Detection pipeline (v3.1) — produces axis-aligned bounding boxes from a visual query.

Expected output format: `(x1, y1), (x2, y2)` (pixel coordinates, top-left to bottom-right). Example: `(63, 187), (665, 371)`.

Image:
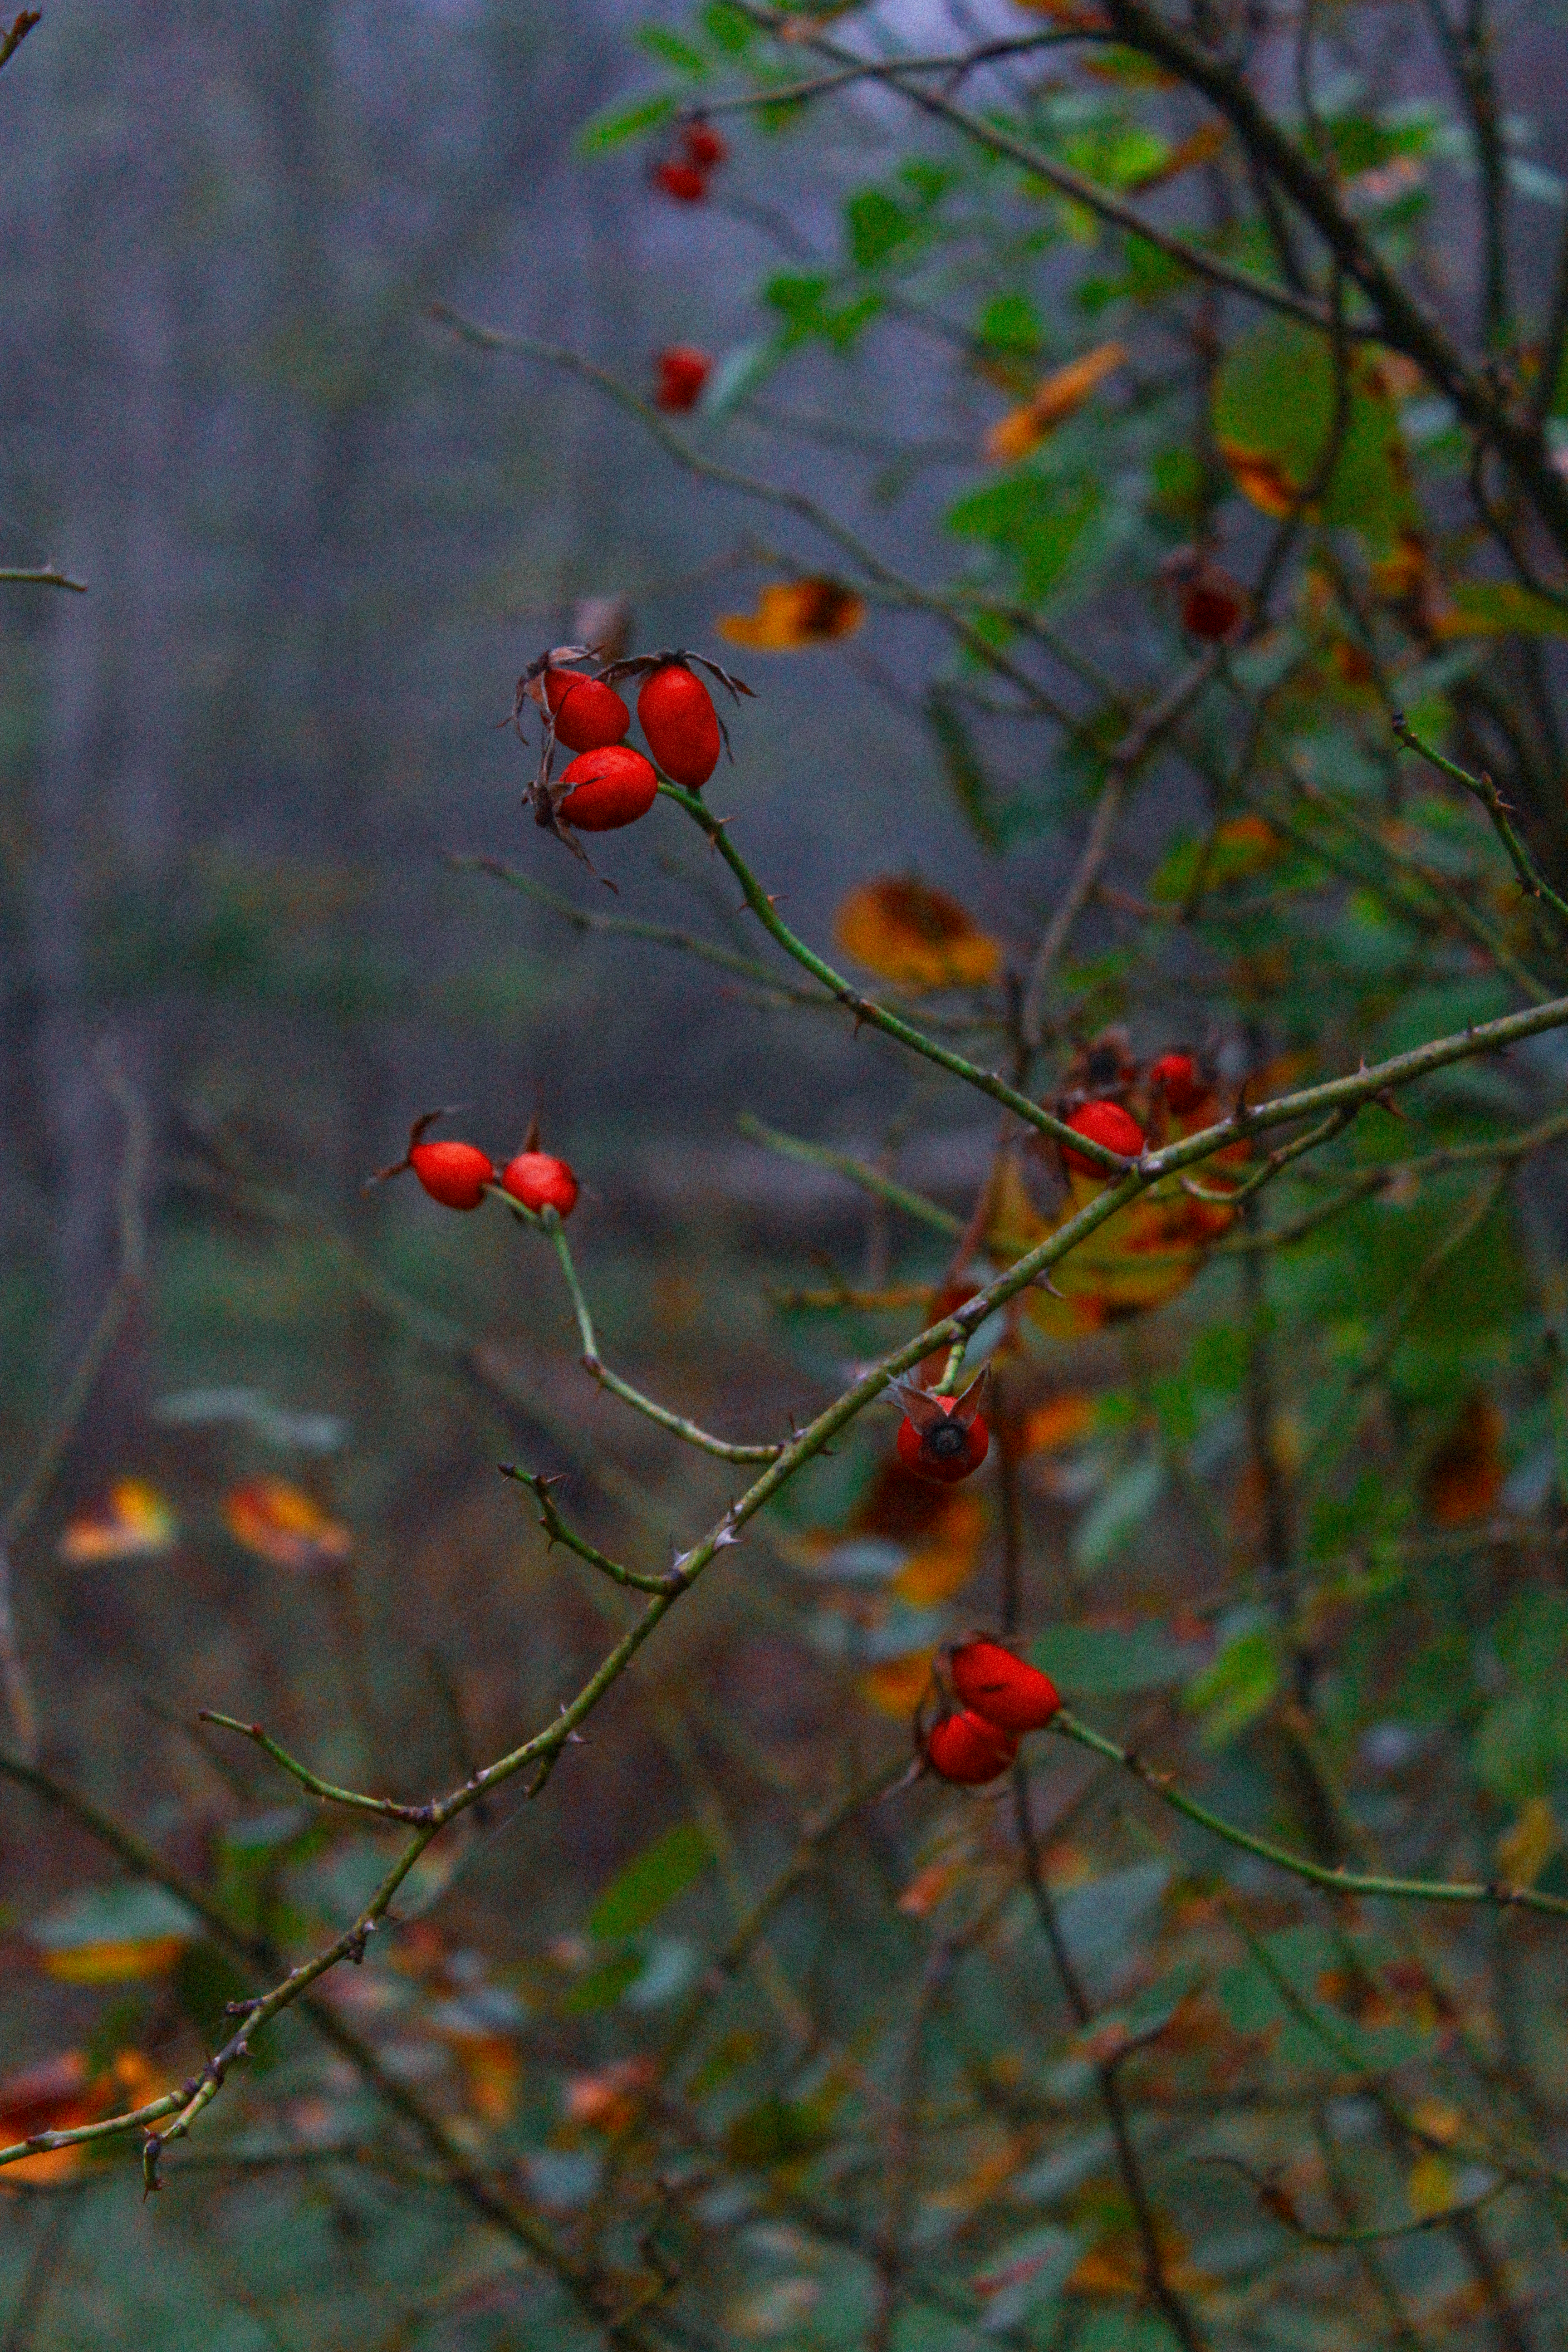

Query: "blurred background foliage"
(5, 0), (1568, 2344)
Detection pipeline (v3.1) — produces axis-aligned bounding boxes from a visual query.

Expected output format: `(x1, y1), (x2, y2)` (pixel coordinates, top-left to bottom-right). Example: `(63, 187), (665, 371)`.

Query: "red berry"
(501, 1150), (579, 1218)
(1063, 1099), (1145, 1179)
(637, 664), (723, 788)
(1181, 575), (1244, 643)
(544, 669), (631, 755)
(655, 159), (709, 203)
(681, 119), (728, 170)
(926, 1710), (1017, 1785)
(951, 1639), (1061, 1735)
(654, 346), (712, 413)
(557, 745), (660, 832)
(896, 1398), (990, 1485)
(1150, 1052), (1207, 1117)
(408, 1139), (495, 1211)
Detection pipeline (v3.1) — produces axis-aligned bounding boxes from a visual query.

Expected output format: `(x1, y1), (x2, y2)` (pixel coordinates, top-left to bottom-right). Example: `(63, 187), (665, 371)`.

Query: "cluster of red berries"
(1060, 1049), (1210, 1177)
(925, 1638), (1062, 1784)
(513, 645), (753, 867)
(365, 1112), (579, 1218)
(653, 115), (727, 204)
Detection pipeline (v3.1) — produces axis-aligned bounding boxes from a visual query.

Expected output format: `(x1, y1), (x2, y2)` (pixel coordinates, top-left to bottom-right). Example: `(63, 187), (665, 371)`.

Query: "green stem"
(1394, 714), (1568, 933)
(499, 1465), (679, 1595)
(738, 1113), (965, 1237)
(197, 1712), (434, 1823)
(1052, 1709), (1568, 1920)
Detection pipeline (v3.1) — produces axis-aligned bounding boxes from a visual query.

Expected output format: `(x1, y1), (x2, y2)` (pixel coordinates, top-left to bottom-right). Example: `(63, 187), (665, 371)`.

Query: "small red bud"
(408, 1139), (495, 1211)
(1149, 1052), (1207, 1117)
(926, 1710), (1017, 1785)
(681, 119), (728, 170)
(654, 346), (712, 413)
(1063, 1099), (1145, 1179)
(896, 1400), (990, 1485)
(637, 663), (723, 789)
(950, 1639), (1061, 1735)
(501, 1151), (579, 1218)
(654, 159), (709, 203)
(557, 745), (660, 832)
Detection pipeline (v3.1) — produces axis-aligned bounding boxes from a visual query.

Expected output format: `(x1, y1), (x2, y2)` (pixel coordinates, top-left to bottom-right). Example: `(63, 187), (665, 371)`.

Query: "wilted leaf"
(985, 341), (1127, 463)
(1149, 814), (1282, 902)
(58, 1478), (176, 1565)
(433, 2011), (520, 2125)
(1496, 1796), (1557, 1887)
(717, 577), (865, 649)
(1070, 2218), (1206, 2298)
(897, 1858), (964, 1916)
(31, 1884), (196, 1984)
(1406, 2150), (1461, 2219)
(724, 2092), (832, 2169)
(1424, 1394), (1504, 1525)
(834, 876), (1001, 990)
(563, 2057), (655, 2133)
(588, 1822), (709, 1942)
(0, 2049), (167, 2187)
(893, 1491), (985, 1605)
(1213, 321), (1421, 554)
(1440, 581), (1568, 639)
(224, 1478), (352, 1570)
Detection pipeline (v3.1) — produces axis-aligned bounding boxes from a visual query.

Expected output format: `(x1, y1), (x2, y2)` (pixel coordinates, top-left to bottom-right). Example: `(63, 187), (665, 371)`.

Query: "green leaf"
(1034, 1622), (1204, 1695)
(702, 0), (753, 53)
(1446, 582), (1568, 638)
(846, 186), (917, 270)
(634, 25), (708, 73)
(925, 686), (1002, 851)
(563, 1947), (647, 2013)
(724, 2092), (833, 2168)
(576, 94), (675, 156)
(1072, 1452), (1163, 1574)
(588, 1820), (709, 1942)
(764, 272), (882, 351)
(31, 1882), (197, 1954)
(945, 469), (1101, 606)
(977, 293), (1044, 358)
(1212, 319), (1421, 554)
(1184, 1621), (1279, 1746)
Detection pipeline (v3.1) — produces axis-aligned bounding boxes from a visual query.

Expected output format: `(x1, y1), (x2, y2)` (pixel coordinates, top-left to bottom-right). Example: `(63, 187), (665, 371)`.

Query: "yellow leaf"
(224, 1478), (353, 1570)
(1497, 1797), (1557, 1889)
(1407, 2151), (1460, 2220)
(449, 2033), (520, 2126)
(1411, 2098), (1463, 2147)
(859, 1650), (936, 1717)
(717, 577), (865, 650)
(58, 1478), (176, 1565)
(985, 340), (1127, 463)
(41, 1936), (188, 1985)
(834, 877), (1001, 992)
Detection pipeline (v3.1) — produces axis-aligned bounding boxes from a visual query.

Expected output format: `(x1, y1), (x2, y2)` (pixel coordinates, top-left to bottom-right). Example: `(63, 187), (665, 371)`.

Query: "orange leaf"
(58, 1478), (176, 1565)
(224, 1478), (353, 1570)
(897, 1859), (963, 1917)
(1126, 122), (1226, 190)
(859, 1649), (936, 1718)
(1019, 1393), (1098, 1454)
(893, 1493), (985, 1605)
(717, 577), (865, 650)
(834, 877), (1001, 992)
(1216, 439), (1298, 518)
(985, 341), (1126, 463)
(1423, 1394), (1504, 1526)
(564, 2057), (655, 2134)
